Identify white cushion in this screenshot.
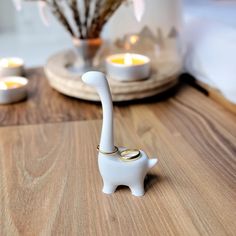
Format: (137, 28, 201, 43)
(183, 2, 236, 103)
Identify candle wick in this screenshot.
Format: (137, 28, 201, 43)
(124, 54, 133, 65)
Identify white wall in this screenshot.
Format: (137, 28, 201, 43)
(103, 0, 182, 40)
(1, 0, 236, 67)
(0, 0, 16, 32)
(0, 0, 182, 66)
(0, 0, 71, 67)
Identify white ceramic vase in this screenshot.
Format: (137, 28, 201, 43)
(72, 38, 102, 74)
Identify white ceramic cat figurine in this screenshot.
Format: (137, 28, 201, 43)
(82, 71, 158, 196)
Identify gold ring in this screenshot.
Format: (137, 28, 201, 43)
(97, 145, 119, 155)
(120, 149, 141, 161)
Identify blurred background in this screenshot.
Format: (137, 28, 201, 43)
(1, 0, 236, 67)
(0, 0, 72, 66)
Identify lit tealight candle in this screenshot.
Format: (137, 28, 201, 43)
(0, 76, 28, 104)
(0, 81, 23, 90)
(0, 57, 24, 77)
(105, 53, 151, 82)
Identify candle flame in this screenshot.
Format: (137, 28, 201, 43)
(0, 82, 8, 90)
(0, 58, 22, 68)
(129, 35, 139, 45)
(124, 54, 133, 65)
(0, 59, 10, 67)
(0, 80, 23, 90)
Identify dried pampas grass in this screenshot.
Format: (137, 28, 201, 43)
(26, 0, 125, 39)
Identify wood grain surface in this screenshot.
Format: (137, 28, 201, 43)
(0, 68, 101, 126)
(0, 105, 236, 235)
(181, 73, 236, 115)
(0, 68, 236, 235)
(197, 81, 236, 115)
(0, 68, 235, 128)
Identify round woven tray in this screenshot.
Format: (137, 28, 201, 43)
(44, 49, 181, 102)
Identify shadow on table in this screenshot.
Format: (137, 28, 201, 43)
(80, 75, 195, 106)
(114, 74, 209, 106)
(115, 85, 180, 106)
(144, 173, 161, 192)
(64, 74, 207, 107)
(115, 173, 162, 194)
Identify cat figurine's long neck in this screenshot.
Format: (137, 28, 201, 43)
(82, 71, 115, 153)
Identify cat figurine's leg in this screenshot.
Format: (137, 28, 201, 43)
(130, 183, 145, 197)
(102, 181, 117, 194)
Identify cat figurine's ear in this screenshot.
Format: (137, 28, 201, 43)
(148, 159, 158, 169)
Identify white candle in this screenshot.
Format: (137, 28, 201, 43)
(105, 53, 151, 82)
(0, 57, 24, 77)
(0, 76, 28, 104)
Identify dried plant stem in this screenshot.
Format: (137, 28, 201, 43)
(47, 0, 76, 37)
(67, 0, 84, 39)
(94, 0, 124, 37)
(27, 0, 126, 39)
(83, 0, 90, 38)
(87, 0, 102, 38)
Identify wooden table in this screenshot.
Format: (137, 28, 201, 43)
(0, 68, 235, 235)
